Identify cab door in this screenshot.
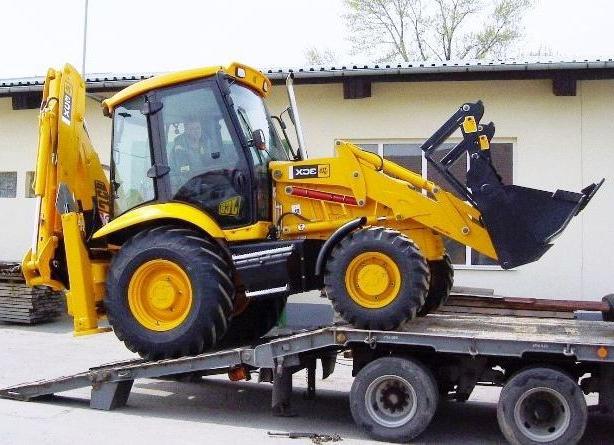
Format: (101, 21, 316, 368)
(154, 79, 254, 228)
(226, 82, 289, 222)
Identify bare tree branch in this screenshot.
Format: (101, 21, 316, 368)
(304, 47, 338, 66)
(343, 0, 533, 62)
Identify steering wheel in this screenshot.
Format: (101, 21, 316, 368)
(173, 170, 235, 203)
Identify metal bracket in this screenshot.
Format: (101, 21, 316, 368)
(563, 344, 575, 357)
(364, 333, 377, 350)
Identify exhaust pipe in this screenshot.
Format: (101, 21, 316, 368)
(286, 73, 308, 159)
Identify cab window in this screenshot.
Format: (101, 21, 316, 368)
(111, 96, 155, 215)
(159, 81, 251, 227)
(229, 83, 287, 220)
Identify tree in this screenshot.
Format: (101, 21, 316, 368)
(343, 0, 533, 62)
(304, 47, 339, 65)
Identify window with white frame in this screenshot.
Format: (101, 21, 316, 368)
(352, 140, 514, 268)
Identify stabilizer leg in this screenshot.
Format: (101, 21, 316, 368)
(272, 367, 295, 417)
(90, 380, 133, 410)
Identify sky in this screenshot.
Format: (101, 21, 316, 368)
(1, 0, 613, 79)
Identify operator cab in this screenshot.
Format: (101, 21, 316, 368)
(109, 66, 289, 229)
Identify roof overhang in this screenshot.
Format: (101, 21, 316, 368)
(2, 59, 613, 100)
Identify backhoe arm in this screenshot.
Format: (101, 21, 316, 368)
(22, 64, 111, 334)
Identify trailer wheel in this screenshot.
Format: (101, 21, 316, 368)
(105, 225, 234, 360)
(350, 356, 438, 443)
(324, 227, 429, 330)
(497, 367, 587, 445)
(418, 253, 453, 316)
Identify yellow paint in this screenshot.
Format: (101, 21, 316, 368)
(462, 116, 478, 133)
(128, 259, 193, 331)
(22, 63, 110, 293)
(92, 202, 226, 239)
(272, 140, 497, 261)
(223, 221, 272, 241)
(344, 252, 401, 309)
(479, 135, 490, 150)
(102, 62, 271, 115)
(218, 196, 242, 216)
(61, 212, 110, 336)
(92, 201, 271, 242)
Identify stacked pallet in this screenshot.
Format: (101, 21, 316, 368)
(0, 262, 65, 324)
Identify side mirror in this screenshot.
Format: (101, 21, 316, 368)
(252, 129, 266, 150)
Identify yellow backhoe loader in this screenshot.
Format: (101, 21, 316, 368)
(21, 63, 603, 359)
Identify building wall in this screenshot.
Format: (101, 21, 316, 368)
(0, 97, 111, 263)
(266, 79, 614, 300)
(0, 78, 611, 300)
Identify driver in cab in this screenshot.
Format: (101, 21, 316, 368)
(171, 116, 220, 179)
(169, 115, 243, 222)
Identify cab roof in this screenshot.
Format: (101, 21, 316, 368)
(102, 62, 272, 116)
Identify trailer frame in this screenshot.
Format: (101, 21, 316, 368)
(2, 312, 614, 441)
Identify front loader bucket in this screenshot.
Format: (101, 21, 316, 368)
(421, 101, 605, 269)
(472, 180, 604, 269)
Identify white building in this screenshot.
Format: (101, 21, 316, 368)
(0, 59, 612, 301)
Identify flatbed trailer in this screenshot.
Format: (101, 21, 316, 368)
(2, 311, 614, 444)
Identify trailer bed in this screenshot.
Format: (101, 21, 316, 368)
(2, 313, 614, 408)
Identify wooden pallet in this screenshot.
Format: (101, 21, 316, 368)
(0, 262, 65, 324)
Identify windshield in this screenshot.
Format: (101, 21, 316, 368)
(229, 83, 289, 161)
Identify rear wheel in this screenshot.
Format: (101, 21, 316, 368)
(219, 296, 287, 347)
(497, 367, 587, 445)
(418, 254, 453, 317)
(105, 225, 234, 360)
(324, 227, 429, 330)
(350, 356, 439, 442)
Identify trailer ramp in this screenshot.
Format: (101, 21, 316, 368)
(2, 314, 614, 412)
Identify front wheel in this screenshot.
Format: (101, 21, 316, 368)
(324, 227, 429, 330)
(418, 254, 453, 317)
(105, 225, 234, 360)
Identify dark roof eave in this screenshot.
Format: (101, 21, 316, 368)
(1, 59, 614, 97)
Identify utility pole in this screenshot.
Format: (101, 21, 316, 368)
(82, 0, 89, 77)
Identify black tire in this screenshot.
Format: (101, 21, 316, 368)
(350, 356, 439, 443)
(105, 225, 234, 360)
(601, 294, 614, 321)
(218, 296, 287, 347)
(418, 254, 453, 317)
(324, 227, 429, 330)
(497, 367, 587, 445)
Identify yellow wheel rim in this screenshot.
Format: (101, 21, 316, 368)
(128, 259, 193, 331)
(345, 252, 401, 309)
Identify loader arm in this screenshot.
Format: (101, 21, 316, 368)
(22, 64, 111, 334)
(272, 101, 603, 270)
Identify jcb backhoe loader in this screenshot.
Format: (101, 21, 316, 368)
(21, 63, 603, 359)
